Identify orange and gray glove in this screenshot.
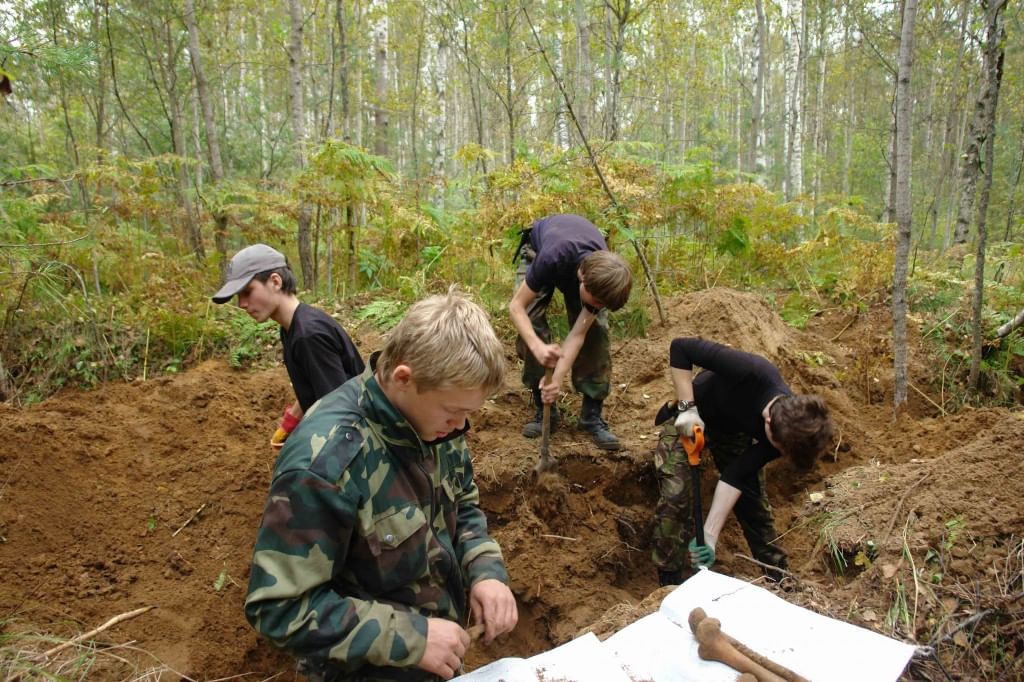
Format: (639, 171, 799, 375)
(270, 407, 301, 450)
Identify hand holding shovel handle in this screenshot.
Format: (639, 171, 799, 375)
(534, 367, 556, 474)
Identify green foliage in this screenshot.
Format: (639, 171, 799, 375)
(778, 293, 818, 329)
(610, 302, 650, 340)
(355, 299, 407, 331)
(225, 312, 278, 369)
(715, 215, 751, 256)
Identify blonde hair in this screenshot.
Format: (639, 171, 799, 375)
(378, 288, 505, 394)
(580, 251, 632, 311)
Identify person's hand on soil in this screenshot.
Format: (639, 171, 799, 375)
(689, 537, 716, 568)
(418, 618, 470, 680)
(531, 341, 562, 368)
(674, 405, 704, 437)
(539, 372, 560, 404)
(469, 578, 518, 644)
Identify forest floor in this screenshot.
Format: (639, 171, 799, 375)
(1, 287, 1021, 680)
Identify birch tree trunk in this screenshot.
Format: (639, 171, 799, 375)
(968, 0, 1007, 391)
(841, 10, 853, 196)
(811, 7, 827, 212)
(892, 0, 917, 409)
(751, 0, 767, 174)
(784, 0, 803, 202)
(373, 10, 389, 157)
(254, 12, 270, 177)
(287, 0, 315, 289)
(431, 34, 449, 191)
(575, 0, 591, 140)
(554, 33, 570, 150)
(184, 0, 228, 266)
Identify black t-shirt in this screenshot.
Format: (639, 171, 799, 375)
(669, 337, 791, 494)
(525, 214, 608, 297)
(281, 303, 365, 412)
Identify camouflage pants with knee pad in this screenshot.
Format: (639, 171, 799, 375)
(651, 425, 787, 573)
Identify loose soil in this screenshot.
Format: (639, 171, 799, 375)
(1, 288, 1021, 680)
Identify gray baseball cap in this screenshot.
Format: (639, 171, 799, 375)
(211, 244, 288, 303)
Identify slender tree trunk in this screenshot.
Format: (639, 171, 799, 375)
(92, 1, 108, 159)
(554, 33, 570, 150)
(144, 13, 203, 260)
(892, 0, 917, 409)
(811, 7, 827, 214)
(336, 0, 350, 138)
(1005, 123, 1024, 241)
(373, 12, 389, 157)
(287, 0, 315, 289)
(968, 0, 1007, 391)
(432, 35, 448, 183)
(784, 0, 803, 202)
(751, 0, 767, 174)
(574, 0, 591, 139)
(184, 0, 228, 267)
(500, 0, 517, 164)
(410, 14, 423, 182)
(926, 1, 969, 249)
(255, 11, 270, 177)
(841, 9, 853, 196)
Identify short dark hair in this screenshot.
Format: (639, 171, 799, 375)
(253, 267, 297, 295)
(770, 394, 835, 469)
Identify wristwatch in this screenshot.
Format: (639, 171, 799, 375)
(676, 400, 697, 413)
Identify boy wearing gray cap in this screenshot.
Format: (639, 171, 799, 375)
(212, 244, 365, 449)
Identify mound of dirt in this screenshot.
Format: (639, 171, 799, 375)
(1, 287, 1019, 679)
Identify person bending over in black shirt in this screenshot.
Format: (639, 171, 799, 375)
(651, 337, 834, 586)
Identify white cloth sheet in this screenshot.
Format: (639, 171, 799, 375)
(455, 569, 917, 682)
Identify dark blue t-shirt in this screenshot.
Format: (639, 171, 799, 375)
(525, 214, 608, 296)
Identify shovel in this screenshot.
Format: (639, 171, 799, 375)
(680, 425, 706, 546)
(533, 367, 557, 474)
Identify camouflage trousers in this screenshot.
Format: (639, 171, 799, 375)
(513, 241, 611, 400)
(651, 425, 787, 573)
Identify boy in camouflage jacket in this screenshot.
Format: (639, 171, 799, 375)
(244, 290, 518, 681)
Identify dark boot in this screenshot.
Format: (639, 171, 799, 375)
(578, 396, 621, 451)
(522, 389, 559, 438)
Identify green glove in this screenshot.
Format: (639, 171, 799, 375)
(689, 538, 716, 568)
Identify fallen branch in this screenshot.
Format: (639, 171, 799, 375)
(829, 312, 859, 342)
(909, 381, 947, 416)
(38, 605, 156, 659)
(882, 472, 931, 545)
(734, 553, 799, 582)
(540, 533, 579, 542)
(172, 502, 208, 537)
(995, 309, 1024, 338)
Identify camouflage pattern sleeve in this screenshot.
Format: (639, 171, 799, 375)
(244, 462, 429, 671)
(446, 442, 509, 587)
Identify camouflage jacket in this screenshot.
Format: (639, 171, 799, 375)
(244, 365, 509, 680)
